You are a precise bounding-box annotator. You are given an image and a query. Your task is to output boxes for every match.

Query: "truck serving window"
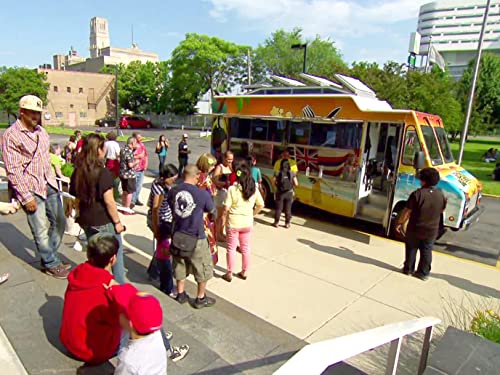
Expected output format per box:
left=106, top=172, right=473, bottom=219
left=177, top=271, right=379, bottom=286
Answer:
left=434, top=127, right=454, bottom=163
left=421, top=126, right=443, bottom=165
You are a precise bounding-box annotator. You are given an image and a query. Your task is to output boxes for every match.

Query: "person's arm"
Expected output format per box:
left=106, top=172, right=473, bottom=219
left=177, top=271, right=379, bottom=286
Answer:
left=127, top=154, right=138, bottom=169
left=204, top=190, right=216, bottom=222
left=155, top=142, right=162, bottom=153
left=292, top=173, right=299, bottom=187
left=395, top=193, right=416, bottom=234
left=152, top=194, right=163, bottom=240
left=165, top=139, right=170, bottom=148
left=254, top=190, right=264, bottom=216
left=103, top=189, right=125, bottom=234
left=2, top=136, right=35, bottom=209
left=212, top=165, right=226, bottom=188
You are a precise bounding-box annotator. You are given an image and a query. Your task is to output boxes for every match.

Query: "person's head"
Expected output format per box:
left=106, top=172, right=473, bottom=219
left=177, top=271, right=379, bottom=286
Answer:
left=50, top=143, right=61, bottom=155
left=248, top=154, right=257, bottom=166
left=235, top=162, right=256, bottom=201
left=159, top=164, right=178, bottom=187
left=182, top=133, right=188, bottom=141
left=69, top=135, right=76, bottom=143
left=281, top=148, right=290, bottom=159
left=280, top=158, right=291, bottom=173
left=418, top=167, right=440, bottom=188
left=196, top=153, right=217, bottom=173
left=73, top=134, right=106, bottom=206
left=159, top=135, right=166, bottom=143
left=223, top=151, right=234, bottom=168
left=106, top=131, right=117, bottom=141
left=75, top=130, right=82, bottom=139
left=183, top=164, right=200, bottom=184
left=133, top=132, right=142, bottom=143
left=87, top=232, right=119, bottom=269
left=19, top=95, right=43, bottom=129
left=127, top=136, right=136, bottom=150
left=119, top=293, right=163, bottom=338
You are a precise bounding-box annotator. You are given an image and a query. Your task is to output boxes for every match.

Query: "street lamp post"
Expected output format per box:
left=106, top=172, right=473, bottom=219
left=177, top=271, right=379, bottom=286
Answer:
left=291, top=43, right=307, bottom=73
left=457, top=0, right=491, bottom=165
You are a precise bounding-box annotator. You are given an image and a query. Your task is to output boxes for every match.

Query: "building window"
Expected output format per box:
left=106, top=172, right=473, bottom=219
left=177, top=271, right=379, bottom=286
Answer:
left=88, top=103, right=97, bottom=110
left=80, top=112, right=87, bottom=118
left=79, top=87, right=84, bottom=94
left=67, top=87, right=71, bottom=93
left=70, top=104, right=74, bottom=109
left=53, top=86, right=58, bottom=92
left=55, top=112, right=64, bottom=119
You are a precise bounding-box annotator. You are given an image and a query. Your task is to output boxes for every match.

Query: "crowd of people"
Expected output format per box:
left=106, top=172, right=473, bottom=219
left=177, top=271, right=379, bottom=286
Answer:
left=0, top=94, right=448, bottom=372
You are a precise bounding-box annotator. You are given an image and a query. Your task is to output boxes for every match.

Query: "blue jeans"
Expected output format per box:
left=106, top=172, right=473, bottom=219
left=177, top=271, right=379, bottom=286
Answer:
left=404, top=235, right=434, bottom=276
left=178, top=157, right=188, bottom=177
left=83, top=222, right=126, bottom=284
left=26, top=185, right=66, bottom=269
left=132, top=171, right=145, bottom=204
left=157, top=258, right=174, bottom=295
left=158, top=155, right=166, bottom=173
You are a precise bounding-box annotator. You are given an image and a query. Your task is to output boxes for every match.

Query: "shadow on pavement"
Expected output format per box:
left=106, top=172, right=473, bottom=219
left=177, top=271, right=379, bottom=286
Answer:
left=298, top=238, right=400, bottom=273
left=0, top=221, right=76, bottom=272
left=38, top=294, right=68, bottom=355
left=432, top=273, right=500, bottom=299
left=433, top=240, right=499, bottom=267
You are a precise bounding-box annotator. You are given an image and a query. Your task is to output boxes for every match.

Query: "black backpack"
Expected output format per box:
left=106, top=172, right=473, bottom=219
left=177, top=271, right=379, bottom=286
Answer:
left=277, top=170, right=293, bottom=193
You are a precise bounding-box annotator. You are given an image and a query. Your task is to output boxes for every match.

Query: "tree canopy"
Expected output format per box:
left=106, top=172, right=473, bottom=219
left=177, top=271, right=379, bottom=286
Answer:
left=0, top=67, right=49, bottom=118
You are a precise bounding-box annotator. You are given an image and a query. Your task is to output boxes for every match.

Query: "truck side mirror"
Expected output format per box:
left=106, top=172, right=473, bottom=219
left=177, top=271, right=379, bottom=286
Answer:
left=413, top=151, right=425, bottom=170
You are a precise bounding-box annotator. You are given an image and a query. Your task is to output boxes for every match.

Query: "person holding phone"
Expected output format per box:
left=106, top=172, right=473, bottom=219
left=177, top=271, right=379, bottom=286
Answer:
left=71, top=133, right=126, bottom=284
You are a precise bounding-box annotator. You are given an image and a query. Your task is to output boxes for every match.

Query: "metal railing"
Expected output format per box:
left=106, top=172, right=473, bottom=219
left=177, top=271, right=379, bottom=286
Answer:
left=274, top=317, right=440, bottom=375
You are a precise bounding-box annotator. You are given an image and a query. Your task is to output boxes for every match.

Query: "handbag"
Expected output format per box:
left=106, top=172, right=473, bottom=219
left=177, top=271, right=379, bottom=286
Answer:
left=170, top=231, right=198, bottom=258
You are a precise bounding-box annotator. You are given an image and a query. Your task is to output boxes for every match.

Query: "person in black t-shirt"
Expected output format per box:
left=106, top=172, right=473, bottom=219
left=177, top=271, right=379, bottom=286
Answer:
left=492, top=163, right=500, bottom=181
left=71, top=133, right=126, bottom=284
left=395, top=167, right=447, bottom=281
left=177, top=134, right=190, bottom=177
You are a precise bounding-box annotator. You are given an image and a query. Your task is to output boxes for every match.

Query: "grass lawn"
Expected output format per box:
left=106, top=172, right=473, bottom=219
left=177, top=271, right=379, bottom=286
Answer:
left=450, top=138, right=500, bottom=196
left=0, top=123, right=152, bottom=142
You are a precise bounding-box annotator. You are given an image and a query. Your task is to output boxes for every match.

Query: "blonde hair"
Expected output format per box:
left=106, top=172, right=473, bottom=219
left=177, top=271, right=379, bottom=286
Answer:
left=196, top=153, right=217, bottom=173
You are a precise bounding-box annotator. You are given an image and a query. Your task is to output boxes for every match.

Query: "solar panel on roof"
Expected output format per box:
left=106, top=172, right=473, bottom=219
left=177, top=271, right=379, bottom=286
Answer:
left=270, top=75, right=306, bottom=87
left=299, top=73, right=343, bottom=88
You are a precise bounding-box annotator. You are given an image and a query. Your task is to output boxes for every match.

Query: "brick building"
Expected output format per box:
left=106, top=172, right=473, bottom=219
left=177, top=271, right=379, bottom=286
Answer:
left=39, top=69, right=115, bottom=127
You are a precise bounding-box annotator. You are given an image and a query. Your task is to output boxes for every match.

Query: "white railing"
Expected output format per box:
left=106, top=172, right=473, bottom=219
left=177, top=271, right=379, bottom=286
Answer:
left=274, top=317, right=440, bottom=375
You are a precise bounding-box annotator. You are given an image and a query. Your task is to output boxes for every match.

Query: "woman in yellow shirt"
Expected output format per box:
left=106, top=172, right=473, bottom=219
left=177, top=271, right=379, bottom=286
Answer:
left=221, top=163, right=264, bottom=282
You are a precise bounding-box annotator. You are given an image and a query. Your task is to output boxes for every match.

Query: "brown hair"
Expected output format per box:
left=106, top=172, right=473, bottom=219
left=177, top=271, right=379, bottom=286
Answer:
left=196, top=153, right=217, bottom=173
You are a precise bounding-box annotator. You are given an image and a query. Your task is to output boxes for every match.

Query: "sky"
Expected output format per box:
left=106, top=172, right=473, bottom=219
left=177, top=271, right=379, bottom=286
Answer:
left=0, top=0, right=430, bottom=68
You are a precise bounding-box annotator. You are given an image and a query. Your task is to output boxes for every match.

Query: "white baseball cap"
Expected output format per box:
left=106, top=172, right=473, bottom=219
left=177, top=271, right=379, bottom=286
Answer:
left=183, top=133, right=189, bottom=138
left=19, top=95, right=43, bottom=112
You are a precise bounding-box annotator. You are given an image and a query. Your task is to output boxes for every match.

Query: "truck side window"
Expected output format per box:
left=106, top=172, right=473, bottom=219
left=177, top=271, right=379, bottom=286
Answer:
left=402, top=128, right=422, bottom=165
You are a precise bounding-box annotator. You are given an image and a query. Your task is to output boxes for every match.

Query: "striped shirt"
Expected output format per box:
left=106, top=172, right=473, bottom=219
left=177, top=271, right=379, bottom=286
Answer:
left=1, top=120, right=57, bottom=205
left=147, top=180, right=173, bottom=223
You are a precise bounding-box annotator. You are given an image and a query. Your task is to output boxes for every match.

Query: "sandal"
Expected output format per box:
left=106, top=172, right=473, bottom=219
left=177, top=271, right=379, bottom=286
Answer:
left=0, top=273, right=9, bottom=285
left=222, top=273, right=233, bottom=282
left=235, top=272, right=247, bottom=280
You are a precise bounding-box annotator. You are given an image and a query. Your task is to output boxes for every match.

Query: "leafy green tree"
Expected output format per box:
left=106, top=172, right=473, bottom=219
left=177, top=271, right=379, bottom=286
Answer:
left=168, top=33, right=249, bottom=114
left=0, top=67, right=49, bottom=120
left=255, top=28, right=347, bottom=79
left=457, top=53, right=500, bottom=134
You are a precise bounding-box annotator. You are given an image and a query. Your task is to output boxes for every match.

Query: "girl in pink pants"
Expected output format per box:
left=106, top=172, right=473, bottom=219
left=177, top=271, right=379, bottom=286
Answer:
left=221, top=161, right=265, bottom=282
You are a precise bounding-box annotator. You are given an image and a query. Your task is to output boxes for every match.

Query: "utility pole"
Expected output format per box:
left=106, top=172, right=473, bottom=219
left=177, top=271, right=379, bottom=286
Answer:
left=247, top=49, right=252, bottom=85
left=457, top=0, right=491, bottom=165
left=291, top=43, right=308, bottom=73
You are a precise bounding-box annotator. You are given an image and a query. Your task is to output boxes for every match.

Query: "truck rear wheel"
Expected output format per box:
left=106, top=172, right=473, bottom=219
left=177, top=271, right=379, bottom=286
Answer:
left=260, top=179, right=275, bottom=208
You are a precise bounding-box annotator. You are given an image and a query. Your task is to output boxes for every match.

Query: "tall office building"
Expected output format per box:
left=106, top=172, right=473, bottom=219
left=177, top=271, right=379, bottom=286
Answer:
left=89, top=17, right=111, bottom=58
left=416, top=0, right=500, bottom=78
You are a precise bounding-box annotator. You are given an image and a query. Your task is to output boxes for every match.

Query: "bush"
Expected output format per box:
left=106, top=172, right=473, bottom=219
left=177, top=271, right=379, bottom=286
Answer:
left=470, top=310, right=500, bottom=344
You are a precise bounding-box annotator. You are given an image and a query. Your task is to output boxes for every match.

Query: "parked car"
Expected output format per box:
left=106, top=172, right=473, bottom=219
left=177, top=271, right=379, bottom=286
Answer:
left=95, top=117, right=117, bottom=127
left=119, top=116, right=153, bottom=129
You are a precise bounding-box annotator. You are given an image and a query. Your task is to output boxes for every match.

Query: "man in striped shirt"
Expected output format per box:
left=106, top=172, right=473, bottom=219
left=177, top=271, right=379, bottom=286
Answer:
left=1, top=95, right=70, bottom=279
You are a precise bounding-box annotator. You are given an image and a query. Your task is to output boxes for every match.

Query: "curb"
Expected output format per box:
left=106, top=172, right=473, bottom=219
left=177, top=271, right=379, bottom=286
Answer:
left=0, top=325, right=28, bottom=375
left=482, top=193, right=500, bottom=199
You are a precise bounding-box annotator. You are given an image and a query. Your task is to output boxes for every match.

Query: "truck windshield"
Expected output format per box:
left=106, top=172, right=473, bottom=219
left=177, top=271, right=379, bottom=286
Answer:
left=434, top=127, right=455, bottom=163
left=421, top=126, right=443, bottom=165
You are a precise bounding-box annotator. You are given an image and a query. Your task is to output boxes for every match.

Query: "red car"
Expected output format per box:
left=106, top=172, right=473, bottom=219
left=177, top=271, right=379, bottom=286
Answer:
left=119, top=115, right=153, bottom=129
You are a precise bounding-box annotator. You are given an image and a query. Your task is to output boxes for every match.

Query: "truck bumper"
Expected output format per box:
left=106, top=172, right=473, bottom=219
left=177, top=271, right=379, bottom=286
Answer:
left=460, top=205, right=485, bottom=230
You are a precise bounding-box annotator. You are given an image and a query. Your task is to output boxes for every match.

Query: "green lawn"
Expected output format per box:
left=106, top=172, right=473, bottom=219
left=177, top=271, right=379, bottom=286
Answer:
left=0, top=123, right=152, bottom=142
left=450, top=138, right=500, bottom=196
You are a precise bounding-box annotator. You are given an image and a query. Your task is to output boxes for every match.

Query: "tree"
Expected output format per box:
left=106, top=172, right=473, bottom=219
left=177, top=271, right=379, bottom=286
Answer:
left=457, top=53, right=500, bottom=134
left=0, top=67, right=49, bottom=120
left=254, top=28, right=347, bottom=79
left=168, top=33, right=249, bottom=115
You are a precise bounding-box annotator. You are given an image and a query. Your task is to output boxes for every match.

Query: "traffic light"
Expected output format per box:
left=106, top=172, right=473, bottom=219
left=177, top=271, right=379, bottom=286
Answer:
left=408, top=53, right=416, bottom=68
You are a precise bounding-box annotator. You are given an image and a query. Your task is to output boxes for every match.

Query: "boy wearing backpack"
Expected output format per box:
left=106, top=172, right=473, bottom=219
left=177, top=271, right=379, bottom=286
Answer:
left=272, top=159, right=298, bottom=228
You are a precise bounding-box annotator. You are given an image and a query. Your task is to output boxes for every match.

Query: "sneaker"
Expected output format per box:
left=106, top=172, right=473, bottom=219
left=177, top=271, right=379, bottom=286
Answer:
left=170, top=345, right=189, bottom=362
left=402, top=268, right=412, bottom=276
left=175, top=292, right=189, bottom=304
left=44, top=264, right=70, bottom=279
left=130, top=203, right=135, bottom=209
left=164, top=331, right=173, bottom=340
left=412, top=272, right=429, bottom=281
left=194, top=295, right=216, bottom=309
left=271, top=222, right=279, bottom=228
left=284, top=223, right=291, bottom=229
left=135, top=201, right=144, bottom=206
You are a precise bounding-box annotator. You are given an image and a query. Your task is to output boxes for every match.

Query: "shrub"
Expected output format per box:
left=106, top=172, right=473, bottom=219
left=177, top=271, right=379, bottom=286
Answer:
left=470, top=310, right=500, bottom=344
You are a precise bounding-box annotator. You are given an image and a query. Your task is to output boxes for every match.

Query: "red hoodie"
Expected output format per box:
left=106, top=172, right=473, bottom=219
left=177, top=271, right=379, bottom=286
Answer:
left=59, top=262, right=121, bottom=365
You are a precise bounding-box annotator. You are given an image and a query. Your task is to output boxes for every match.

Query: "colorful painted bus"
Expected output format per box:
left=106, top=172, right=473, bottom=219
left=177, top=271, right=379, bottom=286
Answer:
left=209, top=74, right=484, bottom=237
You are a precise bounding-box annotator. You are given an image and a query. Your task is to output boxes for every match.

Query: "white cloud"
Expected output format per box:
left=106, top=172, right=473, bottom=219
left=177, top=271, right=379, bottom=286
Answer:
left=206, top=0, right=428, bottom=38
